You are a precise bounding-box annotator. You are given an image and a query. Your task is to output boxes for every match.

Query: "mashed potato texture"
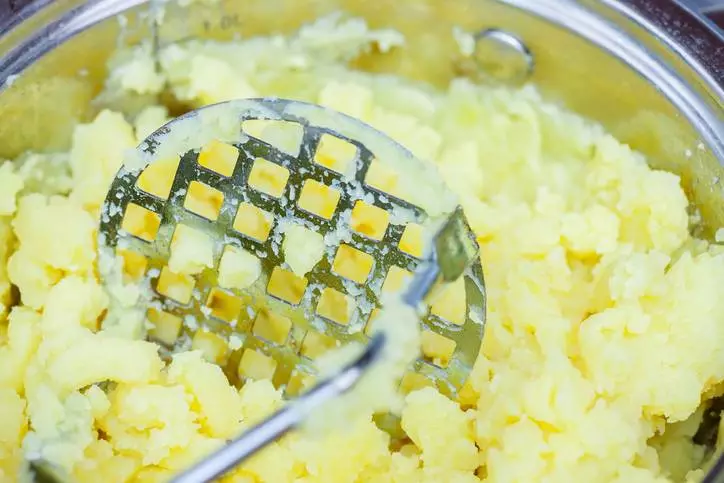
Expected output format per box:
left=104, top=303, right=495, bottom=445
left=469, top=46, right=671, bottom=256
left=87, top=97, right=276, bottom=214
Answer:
left=282, top=224, right=326, bottom=277
left=1, top=13, right=723, bottom=483
left=169, top=225, right=214, bottom=276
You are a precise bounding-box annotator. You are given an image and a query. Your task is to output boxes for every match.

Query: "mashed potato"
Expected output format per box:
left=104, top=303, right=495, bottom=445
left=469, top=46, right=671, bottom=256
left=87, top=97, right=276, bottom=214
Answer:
left=282, top=224, right=326, bottom=277
left=0, top=12, right=723, bottom=483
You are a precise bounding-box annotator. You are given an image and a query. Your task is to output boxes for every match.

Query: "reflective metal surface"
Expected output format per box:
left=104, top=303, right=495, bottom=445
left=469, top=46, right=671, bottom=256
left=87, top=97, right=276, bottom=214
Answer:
left=0, top=0, right=723, bottom=480
left=470, top=28, right=534, bottom=84
left=169, top=332, right=387, bottom=483
left=99, top=97, right=485, bottom=398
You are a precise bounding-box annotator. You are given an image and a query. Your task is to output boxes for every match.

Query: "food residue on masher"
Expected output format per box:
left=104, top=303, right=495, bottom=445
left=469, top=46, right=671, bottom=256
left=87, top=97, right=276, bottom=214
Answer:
left=168, top=224, right=215, bottom=275
left=0, top=12, right=723, bottom=483
left=303, top=296, right=422, bottom=435
left=282, top=224, right=326, bottom=277
left=217, top=246, right=262, bottom=291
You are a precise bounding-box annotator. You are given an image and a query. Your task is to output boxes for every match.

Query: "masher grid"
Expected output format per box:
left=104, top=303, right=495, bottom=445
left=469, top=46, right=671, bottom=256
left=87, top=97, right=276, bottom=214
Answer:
left=100, top=104, right=484, bottom=398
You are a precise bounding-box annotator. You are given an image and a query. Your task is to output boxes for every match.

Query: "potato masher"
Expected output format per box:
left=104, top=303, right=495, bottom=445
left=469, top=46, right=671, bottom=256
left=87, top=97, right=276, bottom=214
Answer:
left=168, top=203, right=480, bottom=482
left=30, top=202, right=481, bottom=483
left=98, top=97, right=486, bottom=399
left=25, top=98, right=489, bottom=482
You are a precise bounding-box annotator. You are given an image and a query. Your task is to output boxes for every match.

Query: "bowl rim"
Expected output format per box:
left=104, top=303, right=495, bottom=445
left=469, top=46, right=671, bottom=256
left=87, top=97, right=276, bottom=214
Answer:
left=0, top=0, right=723, bottom=479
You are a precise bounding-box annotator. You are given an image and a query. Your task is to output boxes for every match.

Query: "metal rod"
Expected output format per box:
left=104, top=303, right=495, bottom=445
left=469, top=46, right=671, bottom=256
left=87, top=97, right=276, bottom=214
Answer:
left=170, top=332, right=386, bottom=483
left=401, top=261, right=440, bottom=309
left=171, top=251, right=443, bottom=483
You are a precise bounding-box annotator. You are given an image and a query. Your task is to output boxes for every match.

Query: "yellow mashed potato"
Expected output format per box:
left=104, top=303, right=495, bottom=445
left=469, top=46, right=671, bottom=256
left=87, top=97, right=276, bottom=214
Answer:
left=1, top=13, right=724, bottom=483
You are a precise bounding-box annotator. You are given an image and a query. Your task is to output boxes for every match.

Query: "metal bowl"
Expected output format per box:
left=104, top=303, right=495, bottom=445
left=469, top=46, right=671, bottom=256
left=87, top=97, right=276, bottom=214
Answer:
left=1, top=0, right=723, bottom=480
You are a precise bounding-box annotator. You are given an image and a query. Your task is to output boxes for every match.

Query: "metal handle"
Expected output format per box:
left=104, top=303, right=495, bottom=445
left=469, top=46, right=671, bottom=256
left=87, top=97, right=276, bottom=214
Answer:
left=169, top=332, right=387, bottom=483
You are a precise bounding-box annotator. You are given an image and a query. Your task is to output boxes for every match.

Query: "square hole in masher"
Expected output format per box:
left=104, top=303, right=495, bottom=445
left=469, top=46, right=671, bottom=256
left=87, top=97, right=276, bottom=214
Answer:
left=297, top=179, right=341, bottom=220
left=156, top=266, right=195, bottom=305
left=121, top=202, right=161, bottom=242
left=169, top=224, right=214, bottom=276
left=191, top=330, right=230, bottom=365
left=399, top=223, right=425, bottom=258
left=248, top=157, right=290, bottom=198
left=243, top=119, right=303, bottom=157
left=233, top=202, right=273, bottom=242
left=382, top=266, right=413, bottom=294
left=238, top=349, right=277, bottom=381
left=332, top=244, right=374, bottom=284
left=252, top=308, right=292, bottom=345
left=206, top=288, right=243, bottom=323
left=300, top=331, right=339, bottom=359
left=316, top=287, right=355, bottom=325
left=117, top=248, right=148, bottom=282
left=421, top=331, right=457, bottom=368
left=184, top=181, right=224, bottom=221
left=364, top=159, right=403, bottom=199
left=314, top=134, right=357, bottom=174
left=147, top=308, right=182, bottom=346
left=350, top=200, right=390, bottom=241
left=136, top=155, right=180, bottom=200
left=267, top=266, right=308, bottom=305
left=198, top=139, right=238, bottom=177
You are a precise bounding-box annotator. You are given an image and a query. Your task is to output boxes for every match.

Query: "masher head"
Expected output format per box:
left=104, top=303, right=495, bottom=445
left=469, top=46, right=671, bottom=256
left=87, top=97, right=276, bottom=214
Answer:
left=98, top=98, right=486, bottom=398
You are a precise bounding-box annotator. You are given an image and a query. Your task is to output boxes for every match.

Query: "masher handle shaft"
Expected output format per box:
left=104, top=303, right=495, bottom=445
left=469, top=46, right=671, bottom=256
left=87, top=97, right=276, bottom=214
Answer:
left=402, top=261, right=440, bottom=308
left=170, top=332, right=386, bottom=483
left=171, top=260, right=442, bottom=482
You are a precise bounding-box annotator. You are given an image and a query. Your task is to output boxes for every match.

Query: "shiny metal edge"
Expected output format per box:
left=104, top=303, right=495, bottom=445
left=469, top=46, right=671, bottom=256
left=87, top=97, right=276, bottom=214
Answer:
left=605, top=0, right=723, bottom=101
left=0, top=0, right=723, bottom=478
left=0, top=0, right=146, bottom=85
left=501, top=0, right=723, bottom=162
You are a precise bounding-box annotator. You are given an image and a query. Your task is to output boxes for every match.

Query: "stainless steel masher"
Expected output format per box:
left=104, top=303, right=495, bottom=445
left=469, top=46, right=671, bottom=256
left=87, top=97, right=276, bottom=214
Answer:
left=30, top=98, right=487, bottom=482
